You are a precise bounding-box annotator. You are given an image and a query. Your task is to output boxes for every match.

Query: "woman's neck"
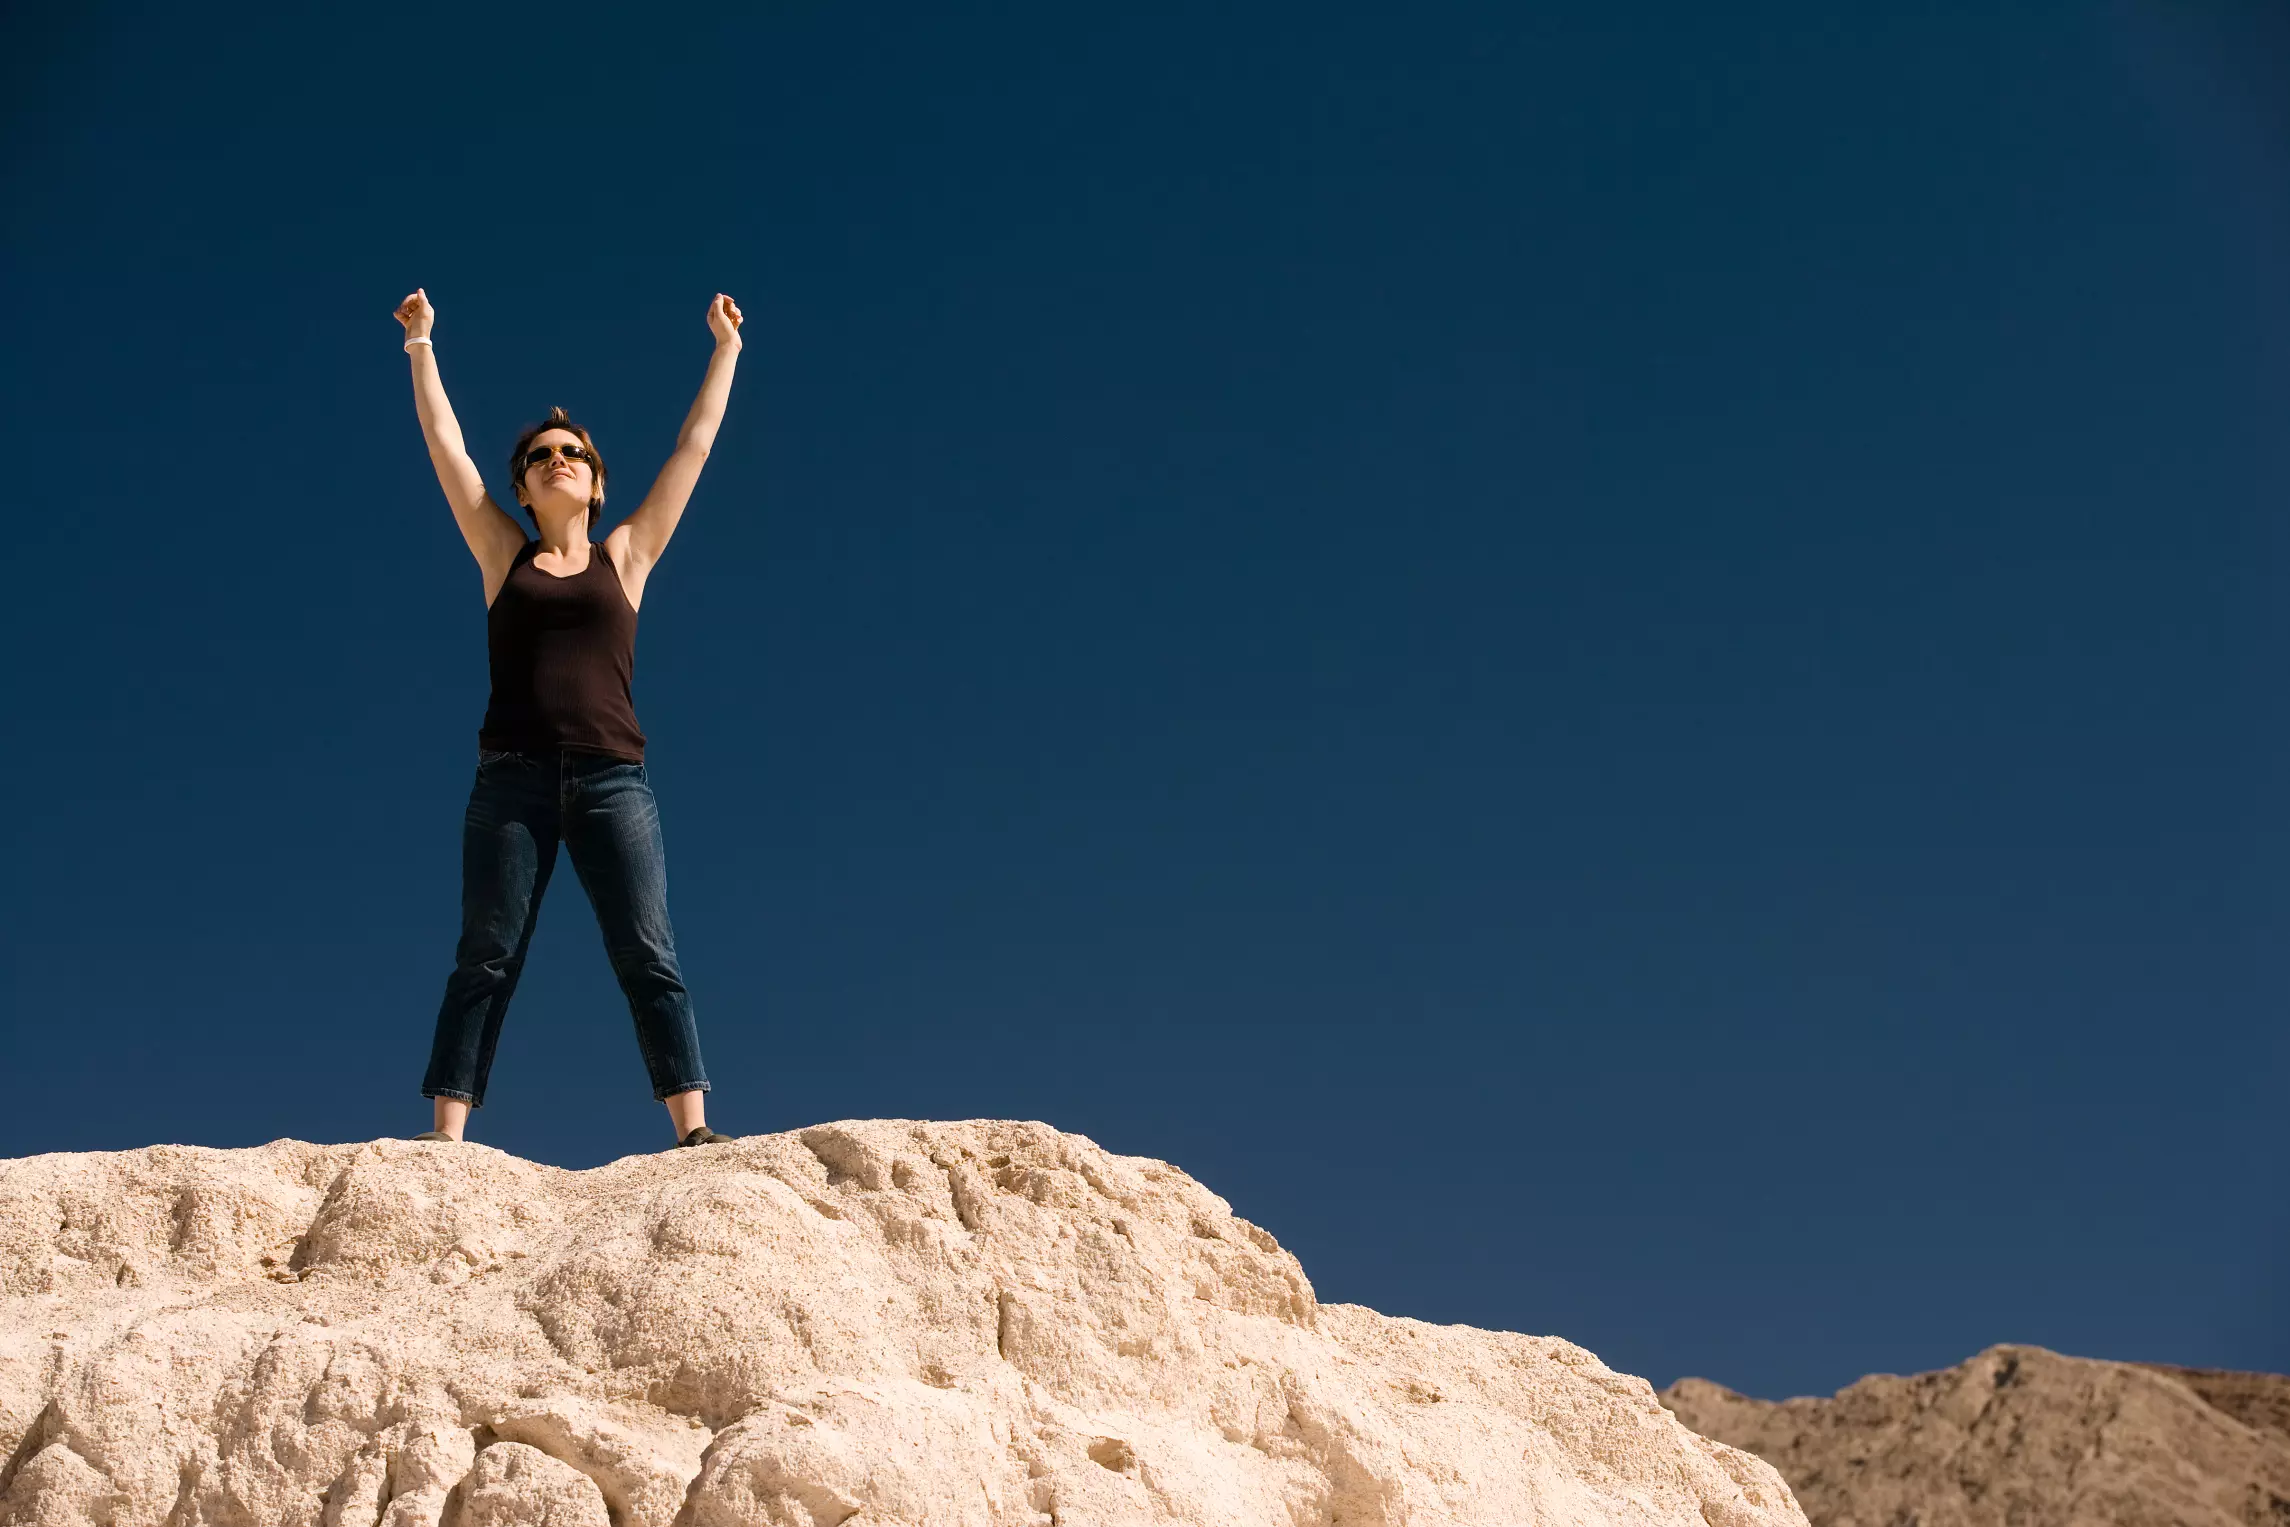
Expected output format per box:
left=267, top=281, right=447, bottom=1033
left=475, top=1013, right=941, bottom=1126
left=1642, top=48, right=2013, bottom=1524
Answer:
left=532, top=516, right=588, bottom=556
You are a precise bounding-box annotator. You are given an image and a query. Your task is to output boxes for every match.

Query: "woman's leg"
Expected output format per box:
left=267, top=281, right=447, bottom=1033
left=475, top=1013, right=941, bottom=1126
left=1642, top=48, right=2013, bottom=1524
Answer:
left=559, top=753, right=712, bottom=1134
left=421, top=751, right=562, bottom=1134
left=664, top=1089, right=709, bottom=1139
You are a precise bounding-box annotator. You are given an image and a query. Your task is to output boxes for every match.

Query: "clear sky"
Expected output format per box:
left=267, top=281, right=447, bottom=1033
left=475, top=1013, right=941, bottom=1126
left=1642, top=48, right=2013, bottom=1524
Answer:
left=5, top=2, right=2284, bottom=1402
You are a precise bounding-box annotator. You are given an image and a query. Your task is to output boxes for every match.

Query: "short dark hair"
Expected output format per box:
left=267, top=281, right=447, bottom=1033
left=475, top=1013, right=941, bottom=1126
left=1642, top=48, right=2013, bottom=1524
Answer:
left=508, top=406, right=608, bottom=532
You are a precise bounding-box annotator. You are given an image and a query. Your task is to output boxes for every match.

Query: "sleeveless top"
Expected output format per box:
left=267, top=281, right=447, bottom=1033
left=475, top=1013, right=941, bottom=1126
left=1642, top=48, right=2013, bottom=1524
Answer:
left=477, top=539, right=647, bottom=762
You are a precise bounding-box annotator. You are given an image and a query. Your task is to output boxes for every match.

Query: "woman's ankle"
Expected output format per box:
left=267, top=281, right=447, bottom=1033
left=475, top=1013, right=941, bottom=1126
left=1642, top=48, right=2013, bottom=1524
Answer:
left=663, top=1090, right=708, bottom=1140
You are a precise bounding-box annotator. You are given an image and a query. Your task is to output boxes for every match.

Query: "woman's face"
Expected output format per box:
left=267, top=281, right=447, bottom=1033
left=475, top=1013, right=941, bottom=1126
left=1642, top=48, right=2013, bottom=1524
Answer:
left=519, top=428, right=596, bottom=511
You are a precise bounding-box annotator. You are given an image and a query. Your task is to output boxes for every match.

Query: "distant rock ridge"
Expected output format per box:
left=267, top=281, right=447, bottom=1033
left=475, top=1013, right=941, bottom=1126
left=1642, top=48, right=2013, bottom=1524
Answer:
left=0, top=1120, right=1804, bottom=1525
left=1660, top=1343, right=2290, bottom=1527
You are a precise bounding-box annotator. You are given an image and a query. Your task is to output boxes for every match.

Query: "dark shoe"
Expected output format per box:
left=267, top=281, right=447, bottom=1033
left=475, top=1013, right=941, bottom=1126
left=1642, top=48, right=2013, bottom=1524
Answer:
left=677, top=1126, right=733, bottom=1147
left=412, top=1130, right=458, bottom=1142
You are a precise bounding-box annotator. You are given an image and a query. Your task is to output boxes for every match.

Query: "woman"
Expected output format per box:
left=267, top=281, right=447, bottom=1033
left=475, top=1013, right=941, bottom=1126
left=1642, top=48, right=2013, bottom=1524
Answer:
left=393, top=285, right=742, bottom=1149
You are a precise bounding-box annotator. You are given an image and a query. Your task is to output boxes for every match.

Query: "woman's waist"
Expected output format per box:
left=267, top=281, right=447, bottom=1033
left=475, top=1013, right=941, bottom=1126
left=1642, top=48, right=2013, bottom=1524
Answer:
left=477, top=707, right=646, bottom=761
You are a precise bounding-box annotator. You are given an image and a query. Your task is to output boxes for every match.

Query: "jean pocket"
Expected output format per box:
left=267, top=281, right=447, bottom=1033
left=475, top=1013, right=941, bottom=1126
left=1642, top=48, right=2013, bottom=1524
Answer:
left=477, top=747, right=521, bottom=769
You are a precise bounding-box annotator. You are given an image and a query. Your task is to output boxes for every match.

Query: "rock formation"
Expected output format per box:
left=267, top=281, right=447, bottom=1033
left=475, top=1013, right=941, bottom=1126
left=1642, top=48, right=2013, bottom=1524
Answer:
left=1660, top=1343, right=2290, bottom=1527
left=0, top=1120, right=1804, bottom=1526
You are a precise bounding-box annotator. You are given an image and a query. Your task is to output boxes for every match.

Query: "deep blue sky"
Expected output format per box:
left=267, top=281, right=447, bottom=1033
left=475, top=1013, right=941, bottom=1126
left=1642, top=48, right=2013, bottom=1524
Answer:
left=5, top=2, right=2284, bottom=1402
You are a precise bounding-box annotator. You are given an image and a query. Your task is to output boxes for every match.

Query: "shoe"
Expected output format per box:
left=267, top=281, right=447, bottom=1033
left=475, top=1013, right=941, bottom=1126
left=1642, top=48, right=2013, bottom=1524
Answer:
left=677, top=1126, right=734, bottom=1147
left=412, top=1130, right=458, bottom=1142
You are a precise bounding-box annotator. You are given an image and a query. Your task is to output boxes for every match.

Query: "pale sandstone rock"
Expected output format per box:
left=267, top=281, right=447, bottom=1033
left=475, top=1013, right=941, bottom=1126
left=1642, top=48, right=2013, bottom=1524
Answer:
left=460, top=1441, right=611, bottom=1526
left=1660, top=1344, right=2290, bottom=1527
left=0, top=1120, right=1804, bottom=1526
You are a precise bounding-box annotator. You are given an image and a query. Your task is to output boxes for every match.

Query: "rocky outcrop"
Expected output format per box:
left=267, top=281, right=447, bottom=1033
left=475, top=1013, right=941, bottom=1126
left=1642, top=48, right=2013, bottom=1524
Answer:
left=0, top=1120, right=1804, bottom=1526
left=1660, top=1343, right=2290, bottom=1527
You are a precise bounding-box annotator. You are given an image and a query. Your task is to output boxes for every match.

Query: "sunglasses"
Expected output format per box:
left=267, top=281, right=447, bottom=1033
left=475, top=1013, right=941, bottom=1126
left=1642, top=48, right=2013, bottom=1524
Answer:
left=523, top=442, right=594, bottom=470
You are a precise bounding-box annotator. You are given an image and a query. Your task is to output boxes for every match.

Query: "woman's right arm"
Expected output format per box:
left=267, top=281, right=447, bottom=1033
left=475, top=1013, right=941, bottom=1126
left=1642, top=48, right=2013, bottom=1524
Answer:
left=394, top=288, right=526, bottom=598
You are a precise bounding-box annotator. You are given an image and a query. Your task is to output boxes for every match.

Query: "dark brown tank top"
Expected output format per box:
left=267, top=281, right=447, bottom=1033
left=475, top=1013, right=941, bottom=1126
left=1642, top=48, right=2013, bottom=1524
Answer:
left=477, top=539, right=647, bottom=762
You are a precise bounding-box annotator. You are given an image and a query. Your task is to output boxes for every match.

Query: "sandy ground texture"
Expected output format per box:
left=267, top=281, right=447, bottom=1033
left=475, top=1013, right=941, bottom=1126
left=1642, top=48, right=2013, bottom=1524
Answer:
left=0, top=1120, right=1804, bottom=1526
left=1662, top=1343, right=2290, bottom=1527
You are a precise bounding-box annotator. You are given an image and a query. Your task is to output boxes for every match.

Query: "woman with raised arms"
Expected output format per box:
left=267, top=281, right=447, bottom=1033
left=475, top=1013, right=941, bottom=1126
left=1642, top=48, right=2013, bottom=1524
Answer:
left=392, top=286, right=742, bottom=1149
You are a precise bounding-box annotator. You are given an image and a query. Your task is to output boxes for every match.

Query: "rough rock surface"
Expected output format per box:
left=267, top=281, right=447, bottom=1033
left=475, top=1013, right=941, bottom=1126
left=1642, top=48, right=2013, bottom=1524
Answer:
left=0, top=1120, right=1804, bottom=1526
left=1660, top=1343, right=2290, bottom=1527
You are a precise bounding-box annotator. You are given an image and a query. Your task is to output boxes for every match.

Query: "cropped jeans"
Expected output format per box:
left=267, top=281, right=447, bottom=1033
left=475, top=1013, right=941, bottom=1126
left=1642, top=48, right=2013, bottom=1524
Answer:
left=422, top=747, right=710, bottom=1109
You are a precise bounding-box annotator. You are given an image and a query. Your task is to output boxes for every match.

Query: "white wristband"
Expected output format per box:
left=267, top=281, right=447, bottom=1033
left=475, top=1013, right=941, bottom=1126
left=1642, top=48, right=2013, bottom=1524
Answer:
left=404, top=336, right=433, bottom=350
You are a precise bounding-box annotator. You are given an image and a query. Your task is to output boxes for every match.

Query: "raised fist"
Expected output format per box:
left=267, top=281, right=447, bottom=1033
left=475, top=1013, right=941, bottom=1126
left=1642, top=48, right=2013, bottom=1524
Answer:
left=394, top=288, right=435, bottom=341
left=707, top=293, right=743, bottom=347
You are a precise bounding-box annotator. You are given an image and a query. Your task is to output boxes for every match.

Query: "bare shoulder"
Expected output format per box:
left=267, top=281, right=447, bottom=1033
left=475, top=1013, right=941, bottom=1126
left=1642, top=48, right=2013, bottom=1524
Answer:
left=601, top=523, right=646, bottom=579
left=477, top=527, right=531, bottom=610
left=602, top=523, right=657, bottom=613
left=466, top=494, right=530, bottom=608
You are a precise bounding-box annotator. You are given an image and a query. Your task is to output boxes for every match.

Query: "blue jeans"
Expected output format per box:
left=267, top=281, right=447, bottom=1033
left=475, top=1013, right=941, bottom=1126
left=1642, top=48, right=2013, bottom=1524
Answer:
left=422, top=747, right=710, bottom=1109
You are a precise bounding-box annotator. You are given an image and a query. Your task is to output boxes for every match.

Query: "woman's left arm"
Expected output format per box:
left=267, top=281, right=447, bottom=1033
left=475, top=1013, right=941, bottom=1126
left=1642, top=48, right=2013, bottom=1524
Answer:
left=618, top=294, right=744, bottom=576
